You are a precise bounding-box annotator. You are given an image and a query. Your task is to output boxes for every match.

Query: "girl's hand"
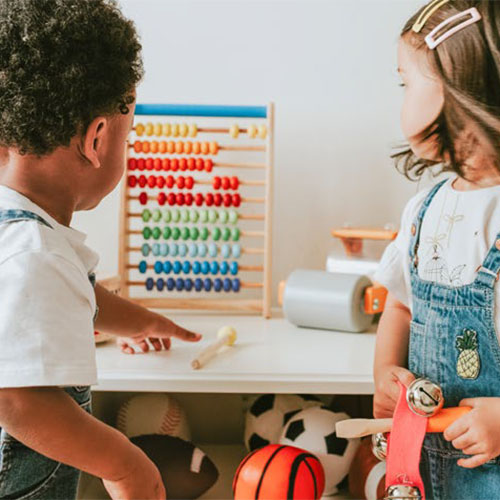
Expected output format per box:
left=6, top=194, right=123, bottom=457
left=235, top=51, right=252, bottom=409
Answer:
left=444, top=397, right=500, bottom=468
left=116, top=313, right=202, bottom=354
left=373, top=365, right=415, bottom=418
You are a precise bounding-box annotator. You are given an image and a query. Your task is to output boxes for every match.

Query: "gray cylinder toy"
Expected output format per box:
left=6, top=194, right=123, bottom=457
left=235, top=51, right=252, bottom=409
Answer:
left=283, top=269, right=373, bottom=333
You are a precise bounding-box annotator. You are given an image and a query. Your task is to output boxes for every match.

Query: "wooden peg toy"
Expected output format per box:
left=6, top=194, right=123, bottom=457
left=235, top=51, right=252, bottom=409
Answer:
left=191, top=326, right=237, bottom=370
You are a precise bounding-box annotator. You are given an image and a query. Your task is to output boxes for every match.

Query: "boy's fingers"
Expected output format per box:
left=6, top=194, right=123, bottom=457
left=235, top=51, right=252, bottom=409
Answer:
left=393, top=367, right=416, bottom=388
left=162, top=338, right=171, bottom=350
left=149, top=338, right=163, bottom=351
left=458, top=454, right=489, bottom=468
left=138, top=340, right=150, bottom=353
left=451, top=431, right=475, bottom=451
left=462, top=444, right=483, bottom=456
left=444, top=417, right=470, bottom=442
left=171, top=324, right=202, bottom=342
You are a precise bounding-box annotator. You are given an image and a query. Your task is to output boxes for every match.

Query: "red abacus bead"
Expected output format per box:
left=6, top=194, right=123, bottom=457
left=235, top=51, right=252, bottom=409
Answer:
left=145, top=158, right=154, bottom=171
left=171, top=159, right=179, bottom=172
left=162, top=158, right=170, bottom=171
left=187, top=158, right=196, bottom=171
left=214, top=193, right=223, bottom=206
left=167, top=193, right=176, bottom=206
left=195, top=158, right=204, bottom=171
left=221, top=177, right=230, bottom=190
left=223, top=193, right=232, bottom=207
left=195, top=193, right=204, bottom=206
left=157, top=176, right=165, bottom=189
left=204, top=159, right=213, bottom=172
left=137, top=158, right=146, bottom=171
left=179, top=158, right=187, bottom=172
left=230, top=176, right=239, bottom=190
left=184, top=192, right=194, bottom=206
left=127, top=175, right=137, bottom=187
left=138, top=175, right=147, bottom=188
left=176, top=176, right=185, bottom=189
left=232, top=193, right=241, bottom=207
left=139, top=192, right=148, bottom=205
left=154, top=158, right=162, bottom=171
left=166, top=175, right=175, bottom=189
left=147, top=175, right=156, bottom=188
left=128, top=158, right=137, bottom=170
left=176, top=193, right=185, bottom=206
left=205, top=193, right=214, bottom=206
left=212, top=176, right=221, bottom=190
left=158, top=192, right=167, bottom=206
left=185, top=176, right=194, bottom=189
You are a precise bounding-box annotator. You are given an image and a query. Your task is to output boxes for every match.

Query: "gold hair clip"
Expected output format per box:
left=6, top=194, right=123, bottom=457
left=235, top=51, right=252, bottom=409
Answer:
left=412, top=0, right=450, bottom=33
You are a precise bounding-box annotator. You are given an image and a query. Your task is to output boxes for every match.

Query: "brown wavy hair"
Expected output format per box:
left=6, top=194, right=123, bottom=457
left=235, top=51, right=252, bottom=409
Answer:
left=393, top=0, right=500, bottom=180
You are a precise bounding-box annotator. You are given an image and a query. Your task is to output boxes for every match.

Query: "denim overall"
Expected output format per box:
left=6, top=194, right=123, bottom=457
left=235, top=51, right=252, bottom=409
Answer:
left=409, top=181, right=500, bottom=499
left=0, top=210, right=95, bottom=500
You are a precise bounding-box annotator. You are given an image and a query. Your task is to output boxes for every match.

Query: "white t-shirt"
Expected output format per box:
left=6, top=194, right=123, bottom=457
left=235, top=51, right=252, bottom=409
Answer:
left=375, top=176, right=500, bottom=339
left=0, top=186, right=99, bottom=388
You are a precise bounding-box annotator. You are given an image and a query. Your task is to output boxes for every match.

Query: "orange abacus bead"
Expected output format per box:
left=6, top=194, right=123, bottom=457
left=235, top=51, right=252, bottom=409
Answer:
left=201, top=142, right=209, bottom=155
left=142, top=141, right=150, bottom=154
left=192, top=142, right=201, bottom=155
left=133, top=141, right=142, bottom=153
left=159, top=141, right=167, bottom=154
left=209, top=141, right=218, bottom=155
left=150, top=141, right=159, bottom=154
left=184, top=142, right=192, bottom=155
left=167, top=141, right=175, bottom=154
left=175, top=141, right=184, bottom=154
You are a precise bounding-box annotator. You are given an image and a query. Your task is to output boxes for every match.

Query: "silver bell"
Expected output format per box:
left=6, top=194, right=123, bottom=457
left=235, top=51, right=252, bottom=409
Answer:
left=371, top=432, right=387, bottom=460
left=384, top=484, right=422, bottom=500
left=406, top=377, right=443, bottom=417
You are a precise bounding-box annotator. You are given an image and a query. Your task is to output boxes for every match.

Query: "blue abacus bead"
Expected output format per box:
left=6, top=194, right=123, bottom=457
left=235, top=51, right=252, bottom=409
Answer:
left=152, top=209, right=162, bottom=223
left=166, top=277, right=175, bottom=291
left=138, top=260, right=148, bottom=274
left=208, top=242, right=218, bottom=258
left=182, top=260, right=191, bottom=274
left=152, top=243, right=161, bottom=256
left=146, top=277, right=155, bottom=291
left=223, top=278, right=232, bottom=292
left=171, top=208, right=181, bottom=223
left=213, top=278, right=222, bottom=292
left=204, top=278, right=212, bottom=292
left=221, top=227, right=231, bottom=241
left=232, top=243, right=241, bottom=259
left=192, top=261, right=201, bottom=275
left=176, top=278, right=185, bottom=291
left=194, top=278, right=203, bottom=292
left=172, top=227, right=181, bottom=241
left=210, top=261, right=219, bottom=275
left=173, top=261, right=182, bottom=274
left=179, top=243, right=188, bottom=257
left=181, top=209, right=190, bottom=223
left=157, top=278, right=165, bottom=291
left=221, top=244, right=230, bottom=259
left=230, top=261, right=239, bottom=275
left=141, top=244, right=150, bottom=257
left=212, top=227, right=221, bottom=241
left=220, top=261, right=229, bottom=275
left=219, top=210, right=229, bottom=224
left=160, top=243, right=169, bottom=256
left=198, top=243, right=208, bottom=257
left=201, top=261, right=210, bottom=275
left=232, top=278, right=241, bottom=292
left=154, top=261, right=163, bottom=274
left=163, top=261, right=172, bottom=274
left=169, top=243, right=179, bottom=257
left=189, top=243, right=198, bottom=258
left=184, top=278, right=193, bottom=291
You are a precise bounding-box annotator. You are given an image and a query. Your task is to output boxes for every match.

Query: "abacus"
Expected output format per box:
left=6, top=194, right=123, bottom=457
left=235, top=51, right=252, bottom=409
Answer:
left=119, top=103, right=274, bottom=317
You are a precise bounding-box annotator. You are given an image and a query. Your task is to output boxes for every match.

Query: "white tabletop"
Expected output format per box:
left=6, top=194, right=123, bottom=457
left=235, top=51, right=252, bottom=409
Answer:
left=93, top=313, right=376, bottom=394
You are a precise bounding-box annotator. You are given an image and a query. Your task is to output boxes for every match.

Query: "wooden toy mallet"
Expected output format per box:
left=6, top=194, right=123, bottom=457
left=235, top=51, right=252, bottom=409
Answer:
left=191, top=326, right=237, bottom=370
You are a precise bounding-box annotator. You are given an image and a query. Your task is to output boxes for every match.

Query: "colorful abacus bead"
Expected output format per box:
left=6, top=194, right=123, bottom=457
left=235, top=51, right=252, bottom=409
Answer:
left=230, top=261, right=239, bottom=275
left=135, top=123, right=145, bottom=136
left=247, top=125, right=258, bottom=138
left=154, top=261, right=163, bottom=274
left=232, top=228, right=241, bottom=241
left=173, top=261, right=182, bottom=274
left=201, top=261, right=210, bottom=275
left=198, top=243, right=207, bottom=257
left=194, top=278, right=203, bottom=291
left=204, top=278, right=212, bottom=291
left=163, top=261, right=172, bottom=273
left=213, top=278, right=223, bottom=292
left=223, top=278, right=232, bottom=292
left=152, top=209, right=162, bottom=222
left=229, top=124, right=239, bottom=138
left=146, top=277, right=155, bottom=291
left=222, top=227, right=231, bottom=241
left=233, top=278, right=241, bottom=291
left=189, top=243, right=197, bottom=257
left=232, top=243, right=242, bottom=258
left=141, top=243, right=150, bottom=256
left=152, top=243, right=161, bottom=256
left=169, top=243, right=179, bottom=256
left=171, top=227, right=181, bottom=241
left=138, top=261, right=147, bottom=273
left=167, top=278, right=175, bottom=291
left=179, top=243, right=188, bottom=257
left=163, top=227, right=171, bottom=240
left=208, top=243, right=218, bottom=258
left=139, top=192, right=148, bottom=205
left=157, top=278, right=165, bottom=291
left=182, top=261, right=191, bottom=274
left=192, top=261, right=201, bottom=274
left=184, top=278, right=193, bottom=291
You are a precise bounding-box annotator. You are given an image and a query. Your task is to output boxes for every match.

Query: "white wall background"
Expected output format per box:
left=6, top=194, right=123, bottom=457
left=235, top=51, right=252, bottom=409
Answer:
left=74, top=0, right=428, bottom=304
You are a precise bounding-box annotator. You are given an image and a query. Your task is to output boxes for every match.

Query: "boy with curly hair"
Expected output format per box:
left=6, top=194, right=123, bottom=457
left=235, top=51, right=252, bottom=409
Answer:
left=0, top=1, right=201, bottom=499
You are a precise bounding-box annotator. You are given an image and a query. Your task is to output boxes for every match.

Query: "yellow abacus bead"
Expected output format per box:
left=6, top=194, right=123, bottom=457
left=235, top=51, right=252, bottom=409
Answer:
left=142, top=141, right=150, bottom=153
left=159, top=141, right=167, bottom=154
left=179, top=123, right=189, bottom=137
left=175, top=141, right=184, bottom=154
left=258, top=124, right=268, bottom=139
left=192, top=142, right=201, bottom=155
left=209, top=141, right=219, bottom=155
left=172, top=123, right=180, bottom=137
left=247, top=124, right=258, bottom=139
left=135, top=123, right=145, bottom=136
left=162, top=123, right=171, bottom=136
left=145, top=122, right=154, bottom=136
left=184, top=141, right=193, bottom=155
left=188, top=124, right=198, bottom=138
left=229, top=124, right=239, bottom=139
left=153, top=123, right=161, bottom=136
left=201, top=142, right=209, bottom=155
left=167, top=141, right=176, bottom=154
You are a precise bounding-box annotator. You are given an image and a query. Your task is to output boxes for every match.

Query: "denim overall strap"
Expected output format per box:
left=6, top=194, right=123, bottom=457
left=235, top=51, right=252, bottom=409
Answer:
left=409, top=180, right=448, bottom=270
left=0, top=209, right=53, bottom=229
left=474, top=233, right=500, bottom=289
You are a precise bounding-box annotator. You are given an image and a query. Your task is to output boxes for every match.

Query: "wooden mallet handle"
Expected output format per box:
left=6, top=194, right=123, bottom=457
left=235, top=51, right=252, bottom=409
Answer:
left=191, top=326, right=237, bottom=370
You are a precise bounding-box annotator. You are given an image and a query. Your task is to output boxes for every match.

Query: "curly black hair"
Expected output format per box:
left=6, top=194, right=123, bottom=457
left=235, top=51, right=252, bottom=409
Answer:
left=0, top=0, right=143, bottom=156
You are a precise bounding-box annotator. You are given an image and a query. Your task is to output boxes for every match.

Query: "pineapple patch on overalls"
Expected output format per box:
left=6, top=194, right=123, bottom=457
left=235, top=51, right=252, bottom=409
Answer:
left=456, top=328, right=480, bottom=379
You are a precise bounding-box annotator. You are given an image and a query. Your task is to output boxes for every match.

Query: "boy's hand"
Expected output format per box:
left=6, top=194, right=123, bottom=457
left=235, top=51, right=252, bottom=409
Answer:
left=444, top=397, right=500, bottom=468
left=117, top=313, right=202, bottom=354
left=373, top=365, right=415, bottom=418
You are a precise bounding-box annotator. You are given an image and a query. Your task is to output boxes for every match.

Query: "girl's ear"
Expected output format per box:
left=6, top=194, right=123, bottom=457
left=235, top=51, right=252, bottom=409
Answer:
left=81, top=117, right=108, bottom=168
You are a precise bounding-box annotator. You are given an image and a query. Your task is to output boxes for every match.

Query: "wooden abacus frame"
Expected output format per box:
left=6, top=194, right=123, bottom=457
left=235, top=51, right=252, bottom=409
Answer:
left=119, top=103, right=274, bottom=318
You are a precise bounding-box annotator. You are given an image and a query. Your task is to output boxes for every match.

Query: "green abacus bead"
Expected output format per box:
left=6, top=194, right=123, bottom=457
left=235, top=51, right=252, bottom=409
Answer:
left=208, top=209, right=218, bottom=224
left=142, top=209, right=152, bottom=222
left=221, top=227, right=231, bottom=241
left=142, top=226, right=152, bottom=239
left=163, top=209, right=171, bottom=223
left=163, top=226, right=171, bottom=240
left=172, top=227, right=181, bottom=240
left=171, top=209, right=181, bottom=223
left=200, top=227, right=209, bottom=241
left=152, top=227, right=162, bottom=240
left=190, top=227, right=199, bottom=240
left=229, top=210, right=238, bottom=225
left=190, top=209, right=199, bottom=223
left=231, top=227, right=241, bottom=241
left=152, top=209, right=162, bottom=223
left=199, top=209, right=208, bottom=223
left=181, top=227, right=190, bottom=241
left=181, top=209, right=190, bottom=223
left=219, top=210, right=229, bottom=224
left=212, top=227, right=221, bottom=241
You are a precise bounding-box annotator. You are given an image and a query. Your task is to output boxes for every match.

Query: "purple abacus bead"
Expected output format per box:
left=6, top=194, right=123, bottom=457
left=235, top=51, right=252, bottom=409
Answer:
left=166, top=277, right=175, bottom=291
left=204, top=278, right=212, bottom=291
left=232, top=278, right=241, bottom=292
left=157, top=278, right=165, bottom=291
left=223, top=278, right=232, bottom=292
left=184, top=278, right=193, bottom=291
left=176, top=278, right=185, bottom=291
left=194, top=278, right=203, bottom=292
left=213, top=278, right=222, bottom=292
left=146, top=277, right=155, bottom=291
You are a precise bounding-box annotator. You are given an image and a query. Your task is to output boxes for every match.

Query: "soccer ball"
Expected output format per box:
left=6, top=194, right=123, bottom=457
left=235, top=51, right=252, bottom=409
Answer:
left=244, top=394, right=322, bottom=451
left=279, top=406, right=360, bottom=496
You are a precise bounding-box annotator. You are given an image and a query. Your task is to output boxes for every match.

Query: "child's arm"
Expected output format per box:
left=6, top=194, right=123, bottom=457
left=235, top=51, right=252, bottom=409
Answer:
left=373, top=292, right=416, bottom=418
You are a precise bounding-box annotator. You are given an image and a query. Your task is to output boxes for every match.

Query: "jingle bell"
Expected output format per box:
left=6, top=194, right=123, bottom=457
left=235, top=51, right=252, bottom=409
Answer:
left=384, top=484, right=422, bottom=500
left=371, top=432, right=387, bottom=460
left=406, top=377, right=443, bottom=417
